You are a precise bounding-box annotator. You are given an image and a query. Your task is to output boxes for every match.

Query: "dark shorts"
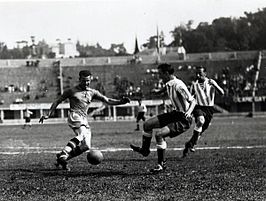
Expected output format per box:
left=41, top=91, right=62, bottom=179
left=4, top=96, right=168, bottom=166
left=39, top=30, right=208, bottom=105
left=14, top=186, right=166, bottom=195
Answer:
left=136, top=112, right=146, bottom=122
left=157, top=110, right=192, bottom=138
left=192, top=105, right=214, bottom=132
left=25, top=117, right=31, bottom=123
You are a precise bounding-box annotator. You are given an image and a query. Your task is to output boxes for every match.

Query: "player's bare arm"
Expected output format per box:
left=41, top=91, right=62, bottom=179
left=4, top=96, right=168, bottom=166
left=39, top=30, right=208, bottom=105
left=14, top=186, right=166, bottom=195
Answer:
left=178, top=83, right=196, bottom=119
left=39, top=91, right=70, bottom=123
left=208, top=79, right=224, bottom=95
left=185, top=98, right=196, bottom=119
left=103, top=96, right=130, bottom=105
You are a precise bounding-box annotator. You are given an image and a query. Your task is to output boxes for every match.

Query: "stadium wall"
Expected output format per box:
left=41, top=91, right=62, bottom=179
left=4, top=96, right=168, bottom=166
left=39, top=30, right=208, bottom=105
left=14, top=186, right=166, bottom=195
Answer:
left=0, top=50, right=266, bottom=122
left=0, top=100, right=168, bottom=125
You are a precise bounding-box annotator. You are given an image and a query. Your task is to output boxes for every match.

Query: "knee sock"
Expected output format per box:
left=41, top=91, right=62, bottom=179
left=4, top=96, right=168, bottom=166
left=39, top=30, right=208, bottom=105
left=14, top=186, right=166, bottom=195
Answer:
left=157, top=149, right=166, bottom=165
left=60, top=137, right=80, bottom=159
left=190, top=130, right=201, bottom=146
left=142, top=134, right=152, bottom=151
left=156, top=136, right=167, bottom=165
left=67, top=146, right=84, bottom=160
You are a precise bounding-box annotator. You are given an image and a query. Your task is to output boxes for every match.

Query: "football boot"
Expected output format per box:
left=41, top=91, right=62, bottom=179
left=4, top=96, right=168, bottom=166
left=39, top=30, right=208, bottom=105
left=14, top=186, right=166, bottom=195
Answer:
left=149, top=161, right=166, bottom=173
left=182, top=142, right=195, bottom=158
left=130, top=144, right=150, bottom=157
left=55, top=153, right=70, bottom=171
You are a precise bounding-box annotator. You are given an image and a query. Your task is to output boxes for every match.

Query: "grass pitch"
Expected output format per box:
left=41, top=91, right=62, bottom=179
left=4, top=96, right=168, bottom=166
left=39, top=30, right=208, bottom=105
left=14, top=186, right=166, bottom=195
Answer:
left=0, top=117, right=266, bottom=200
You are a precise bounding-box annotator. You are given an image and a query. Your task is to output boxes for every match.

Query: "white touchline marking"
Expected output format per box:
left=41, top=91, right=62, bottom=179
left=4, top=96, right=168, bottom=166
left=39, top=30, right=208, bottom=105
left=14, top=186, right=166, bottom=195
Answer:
left=0, top=145, right=266, bottom=155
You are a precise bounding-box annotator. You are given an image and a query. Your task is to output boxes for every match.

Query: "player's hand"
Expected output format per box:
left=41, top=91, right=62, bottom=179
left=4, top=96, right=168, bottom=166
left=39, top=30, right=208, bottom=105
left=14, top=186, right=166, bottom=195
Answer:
left=121, top=96, right=131, bottom=104
left=39, top=115, right=49, bottom=124
left=184, top=112, right=192, bottom=120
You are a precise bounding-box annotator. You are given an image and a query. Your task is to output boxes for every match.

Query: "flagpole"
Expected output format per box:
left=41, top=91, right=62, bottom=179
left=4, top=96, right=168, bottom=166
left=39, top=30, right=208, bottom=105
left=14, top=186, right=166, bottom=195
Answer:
left=156, top=25, right=161, bottom=63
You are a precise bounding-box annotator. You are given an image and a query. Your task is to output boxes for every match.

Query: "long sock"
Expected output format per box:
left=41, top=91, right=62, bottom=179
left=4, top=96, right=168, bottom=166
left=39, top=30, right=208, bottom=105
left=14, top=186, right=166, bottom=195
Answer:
left=190, top=130, right=201, bottom=146
left=67, top=146, right=84, bottom=161
left=61, top=137, right=80, bottom=158
left=156, top=135, right=167, bottom=165
left=157, top=149, right=166, bottom=165
left=142, top=135, right=152, bottom=151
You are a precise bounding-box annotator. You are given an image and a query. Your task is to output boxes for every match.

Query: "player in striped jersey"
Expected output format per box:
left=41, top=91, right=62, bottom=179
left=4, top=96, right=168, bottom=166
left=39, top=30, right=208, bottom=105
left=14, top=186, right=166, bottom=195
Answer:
left=182, top=66, right=224, bottom=158
left=130, top=63, right=196, bottom=173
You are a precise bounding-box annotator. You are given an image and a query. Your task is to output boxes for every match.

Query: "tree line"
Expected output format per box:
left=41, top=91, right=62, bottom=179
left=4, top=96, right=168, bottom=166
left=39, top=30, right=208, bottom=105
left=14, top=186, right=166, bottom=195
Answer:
left=0, top=7, right=266, bottom=59
left=169, top=7, right=266, bottom=53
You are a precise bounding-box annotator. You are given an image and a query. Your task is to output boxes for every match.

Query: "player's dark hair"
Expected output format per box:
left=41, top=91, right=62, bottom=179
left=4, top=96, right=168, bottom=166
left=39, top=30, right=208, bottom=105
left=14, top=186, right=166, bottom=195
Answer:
left=158, top=63, right=174, bottom=74
left=196, top=66, right=207, bottom=72
left=79, top=70, right=92, bottom=77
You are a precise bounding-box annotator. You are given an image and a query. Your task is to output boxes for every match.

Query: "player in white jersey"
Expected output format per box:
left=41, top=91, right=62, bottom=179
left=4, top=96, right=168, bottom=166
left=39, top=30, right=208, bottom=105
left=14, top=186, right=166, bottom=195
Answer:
left=182, top=66, right=224, bottom=158
left=39, top=70, right=130, bottom=171
left=135, top=99, right=147, bottom=131
left=22, top=108, right=33, bottom=129
left=130, top=63, right=196, bottom=173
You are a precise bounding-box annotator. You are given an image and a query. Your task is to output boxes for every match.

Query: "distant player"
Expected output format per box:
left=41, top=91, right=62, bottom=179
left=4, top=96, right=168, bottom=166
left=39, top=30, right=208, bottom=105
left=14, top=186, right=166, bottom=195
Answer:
left=39, top=70, right=130, bottom=171
left=183, top=66, right=224, bottom=158
left=135, top=99, right=147, bottom=131
left=130, top=63, right=196, bottom=173
left=23, top=108, right=33, bottom=129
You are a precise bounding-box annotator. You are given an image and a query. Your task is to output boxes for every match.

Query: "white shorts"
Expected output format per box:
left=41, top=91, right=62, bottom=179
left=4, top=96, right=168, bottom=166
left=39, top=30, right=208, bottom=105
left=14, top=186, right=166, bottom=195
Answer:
left=68, top=112, right=91, bottom=149
left=68, top=112, right=89, bottom=129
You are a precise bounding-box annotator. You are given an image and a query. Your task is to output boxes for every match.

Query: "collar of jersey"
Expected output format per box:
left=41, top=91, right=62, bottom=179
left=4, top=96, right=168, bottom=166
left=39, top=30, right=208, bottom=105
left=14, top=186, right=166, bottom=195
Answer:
left=166, top=77, right=179, bottom=86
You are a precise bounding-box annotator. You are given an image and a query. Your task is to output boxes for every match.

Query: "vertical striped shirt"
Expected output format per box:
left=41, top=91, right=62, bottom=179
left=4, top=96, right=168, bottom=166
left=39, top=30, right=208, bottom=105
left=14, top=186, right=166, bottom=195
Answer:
left=166, top=77, right=194, bottom=113
left=191, top=78, right=215, bottom=106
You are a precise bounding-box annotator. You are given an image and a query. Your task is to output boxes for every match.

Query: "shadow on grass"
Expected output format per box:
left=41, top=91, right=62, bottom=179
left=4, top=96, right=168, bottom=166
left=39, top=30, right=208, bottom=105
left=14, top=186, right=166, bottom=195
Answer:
left=0, top=166, right=150, bottom=178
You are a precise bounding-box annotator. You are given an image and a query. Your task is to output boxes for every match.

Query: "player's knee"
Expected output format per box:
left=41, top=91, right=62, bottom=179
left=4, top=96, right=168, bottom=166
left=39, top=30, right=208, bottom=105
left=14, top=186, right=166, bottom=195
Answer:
left=143, top=117, right=160, bottom=133
left=155, top=129, right=167, bottom=149
left=156, top=140, right=167, bottom=150
left=194, top=117, right=204, bottom=133
left=197, top=116, right=205, bottom=126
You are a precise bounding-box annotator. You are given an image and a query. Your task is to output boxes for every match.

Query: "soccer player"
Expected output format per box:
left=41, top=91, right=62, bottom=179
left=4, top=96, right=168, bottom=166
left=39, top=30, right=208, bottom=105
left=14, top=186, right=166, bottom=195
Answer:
left=135, top=99, right=147, bottom=131
left=182, top=66, right=224, bottom=158
left=23, top=108, right=33, bottom=129
left=130, top=63, right=196, bottom=173
left=39, top=70, right=130, bottom=171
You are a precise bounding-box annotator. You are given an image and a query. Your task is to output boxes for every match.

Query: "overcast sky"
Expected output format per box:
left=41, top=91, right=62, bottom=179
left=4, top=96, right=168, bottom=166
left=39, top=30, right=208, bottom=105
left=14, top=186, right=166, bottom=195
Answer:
left=0, top=0, right=265, bottom=53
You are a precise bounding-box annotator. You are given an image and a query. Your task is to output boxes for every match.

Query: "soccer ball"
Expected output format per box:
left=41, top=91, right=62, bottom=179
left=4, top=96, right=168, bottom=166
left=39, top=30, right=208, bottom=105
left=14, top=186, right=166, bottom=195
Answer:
left=87, top=149, right=103, bottom=165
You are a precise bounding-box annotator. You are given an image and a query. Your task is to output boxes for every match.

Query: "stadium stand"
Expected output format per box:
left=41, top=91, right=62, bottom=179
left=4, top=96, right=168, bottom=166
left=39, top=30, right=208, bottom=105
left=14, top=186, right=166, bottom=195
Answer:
left=0, top=50, right=266, bottom=123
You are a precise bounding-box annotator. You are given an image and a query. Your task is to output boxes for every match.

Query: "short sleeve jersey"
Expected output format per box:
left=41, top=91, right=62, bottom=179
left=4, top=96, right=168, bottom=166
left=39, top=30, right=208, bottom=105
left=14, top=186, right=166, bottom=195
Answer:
left=61, top=86, right=107, bottom=117
left=166, top=77, right=194, bottom=113
left=24, top=110, right=33, bottom=118
left=190, top=78, right=216, bottom=106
